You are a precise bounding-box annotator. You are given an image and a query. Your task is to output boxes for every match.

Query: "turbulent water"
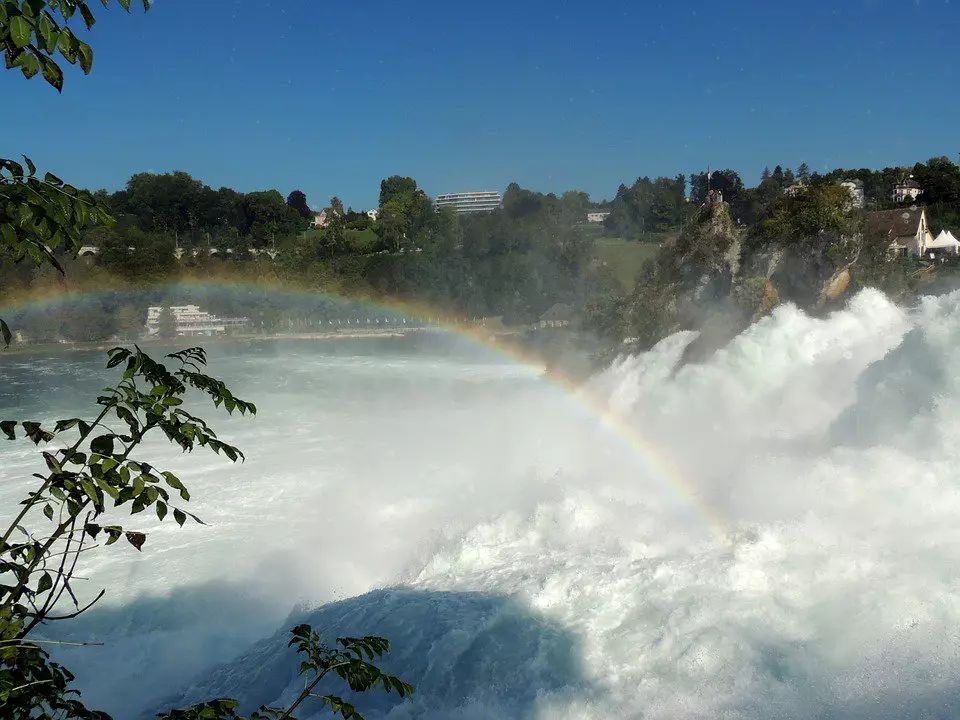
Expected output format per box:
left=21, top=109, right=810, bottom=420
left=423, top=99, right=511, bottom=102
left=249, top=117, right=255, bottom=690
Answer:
left=4, top=289, right=960, bottom=719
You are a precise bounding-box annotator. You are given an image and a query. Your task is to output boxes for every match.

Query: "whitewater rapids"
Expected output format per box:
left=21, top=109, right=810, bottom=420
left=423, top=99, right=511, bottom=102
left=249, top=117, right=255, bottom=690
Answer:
left=4, top=288, right=960, bottom=718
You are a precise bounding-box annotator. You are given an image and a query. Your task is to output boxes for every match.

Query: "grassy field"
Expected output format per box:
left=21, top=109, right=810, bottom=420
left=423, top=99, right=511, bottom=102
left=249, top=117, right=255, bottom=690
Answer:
left=594, top=237, right=664, bottom=291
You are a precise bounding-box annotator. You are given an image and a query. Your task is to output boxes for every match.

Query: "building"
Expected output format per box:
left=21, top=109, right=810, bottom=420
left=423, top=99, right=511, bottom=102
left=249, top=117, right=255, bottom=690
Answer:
left=147, top=305, right=248, bottom=337
left=784, top=182, right=807, bottom=197
left=925, top=228, right=960, bottom=258
left=865, top=208, right=934, bottom=257
left=538, top=303, right=575, bottom=329
left=893, top=177, right=922, bottom=204
left=586, top=211, right=610, bottom=223
left=312, top=210, right=330, bottom=228
left=434, top=191, right=503, bottom=214
left=838, top=179, right=865, bottom=209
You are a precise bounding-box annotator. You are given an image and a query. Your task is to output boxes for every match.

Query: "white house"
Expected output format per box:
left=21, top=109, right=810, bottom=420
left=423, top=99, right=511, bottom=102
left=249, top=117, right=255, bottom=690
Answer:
left=312, top=210, right=330, bottom=228
left=586, top=211, right=610, bottom=223
left=838, top=179, right=865, bottom=209
left=893, top=178, right=922, bottom=204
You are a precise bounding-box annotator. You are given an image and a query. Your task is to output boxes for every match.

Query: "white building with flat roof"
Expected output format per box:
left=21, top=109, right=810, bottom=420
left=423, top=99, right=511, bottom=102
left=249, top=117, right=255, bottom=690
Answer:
left=434, top=191, right=503, bottom=214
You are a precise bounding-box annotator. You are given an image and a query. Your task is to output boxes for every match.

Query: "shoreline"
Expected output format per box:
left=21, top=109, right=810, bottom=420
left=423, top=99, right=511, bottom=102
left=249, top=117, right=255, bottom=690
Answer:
left=0, top=325, right=531, bottom=356
left=0, top=326, right=596, bottom=386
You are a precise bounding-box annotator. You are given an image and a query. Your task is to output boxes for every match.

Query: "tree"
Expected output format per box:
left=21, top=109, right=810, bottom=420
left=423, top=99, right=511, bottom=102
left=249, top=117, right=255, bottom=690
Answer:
left=117, top=171, right=205, bottom=241
left=376, top=200, right=409, bottom=253
left=797, top=162, right=811, bottom=182
left=242, top=190, right=304, bottom=247
left=116, top=304, right=143, bottom=340
left=157, top=306, right=177, bottom=338
left=330, top=196, right=345, bottom=217
left=913, top=157, right=960, bottom=205
left=0, top=1, right=150, bottom=346
left=378, top=176, right=417, bottom=209
left=286, top=190, right=312, bottom=219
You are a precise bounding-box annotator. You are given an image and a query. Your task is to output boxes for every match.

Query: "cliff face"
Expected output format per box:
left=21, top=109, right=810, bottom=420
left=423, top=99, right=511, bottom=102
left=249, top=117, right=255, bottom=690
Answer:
left=659, top=201, right=779, bottom=365
left=615, top=197, right=914, bottom=368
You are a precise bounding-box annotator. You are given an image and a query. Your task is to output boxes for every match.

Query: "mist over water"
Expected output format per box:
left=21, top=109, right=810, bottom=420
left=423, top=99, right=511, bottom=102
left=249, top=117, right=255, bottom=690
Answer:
left=4, top=289, right=960, bottom=718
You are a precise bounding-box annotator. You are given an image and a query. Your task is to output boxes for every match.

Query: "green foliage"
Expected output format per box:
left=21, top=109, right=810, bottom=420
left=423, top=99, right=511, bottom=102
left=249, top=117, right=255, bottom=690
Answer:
left=1, top=1, right=151, bottom=345
left=0, top=157, right=113, bottom=275
left=0, top=347, right=412, bottom=718
left=1, top=0, right=149, bottom=92
left=156, top=630, right=412, bottom=720
left=0, top=346, right=255, bottom=715
left=285, top=190, right=312, bottom=220
left=156, top=306, right=177, bottom=339
left=913, top=156, right=960, bottom=206
left=604, top=175, right=689, bottom=239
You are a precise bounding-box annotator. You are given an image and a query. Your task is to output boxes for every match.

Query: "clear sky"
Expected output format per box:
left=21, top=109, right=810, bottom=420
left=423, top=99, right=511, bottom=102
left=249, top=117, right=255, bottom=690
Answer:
left=2, top=0, right=958, bottom=210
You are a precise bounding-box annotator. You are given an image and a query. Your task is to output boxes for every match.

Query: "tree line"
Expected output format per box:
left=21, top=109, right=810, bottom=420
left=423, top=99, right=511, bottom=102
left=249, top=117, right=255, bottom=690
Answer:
left=4, top=154, right=960, bottom=346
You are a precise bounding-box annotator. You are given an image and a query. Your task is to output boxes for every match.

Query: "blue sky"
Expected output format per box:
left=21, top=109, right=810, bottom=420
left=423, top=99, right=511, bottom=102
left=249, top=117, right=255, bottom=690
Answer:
left=2, top=0, right=958, bottom=209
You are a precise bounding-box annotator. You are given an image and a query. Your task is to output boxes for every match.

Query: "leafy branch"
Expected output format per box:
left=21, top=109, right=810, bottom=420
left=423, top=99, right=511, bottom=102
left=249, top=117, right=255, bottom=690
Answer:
left=157, top=629, right=414, bottom=720
left=1, top=0, right=150, bottom=91
left=0, top=347, right=413, bottom=718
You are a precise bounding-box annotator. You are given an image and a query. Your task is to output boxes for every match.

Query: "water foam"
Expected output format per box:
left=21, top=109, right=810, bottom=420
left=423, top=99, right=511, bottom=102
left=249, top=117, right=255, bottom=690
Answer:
left=6, top=290, right=960, bottom=718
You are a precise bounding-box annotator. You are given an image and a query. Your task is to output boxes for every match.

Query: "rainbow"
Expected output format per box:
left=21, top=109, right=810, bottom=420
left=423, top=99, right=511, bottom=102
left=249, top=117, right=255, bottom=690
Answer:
left=0, top=277, right=729, bottom=540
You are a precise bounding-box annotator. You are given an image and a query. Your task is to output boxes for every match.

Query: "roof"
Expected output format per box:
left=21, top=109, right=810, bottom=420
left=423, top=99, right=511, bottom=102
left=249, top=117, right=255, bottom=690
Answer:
left=865, top=208, right=924, bottom=240
left=540, top=303, right=575, bottom=322
left=928, top=229, right=960, bottom=249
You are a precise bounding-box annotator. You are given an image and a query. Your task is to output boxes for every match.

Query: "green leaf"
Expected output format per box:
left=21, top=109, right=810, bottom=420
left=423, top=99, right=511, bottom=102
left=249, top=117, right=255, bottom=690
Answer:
left=0, top=222, right=17, bottom=250
left=80, top=477, right=100, bottom=506
left=0, top=318, right=11, bottom=348
left=104, top=526, right=123, bottom=545
left=156, top=501, right=167, bottom=521
left=77, top=39, right=93, bottom=74
left=57, top=27, right=77, bottom=63
left=39, top=53, right=64, bottom=91
left=173, top=508, right=186, bottom=527
left=0, top=420, right=16, bottom=440
left=78, top=1, right=95, bottom=28
left=17, top=203, right=33, bottom=228
left=37, top=13, right=57, bottom=52
left=19, top=52, right=40, bottom=79
left=37, top=572, right=52, bottom=594
left=118, top=0, right=130, bottom=9
left=97, top=477, right=120, bottom=501
left=90, top=434, right=114, bottom=455
left=125, top=531, right=146, bottom=551
left=106, top=348, right=132, bottom=367
left=10, top=15, right=31, bottom=48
